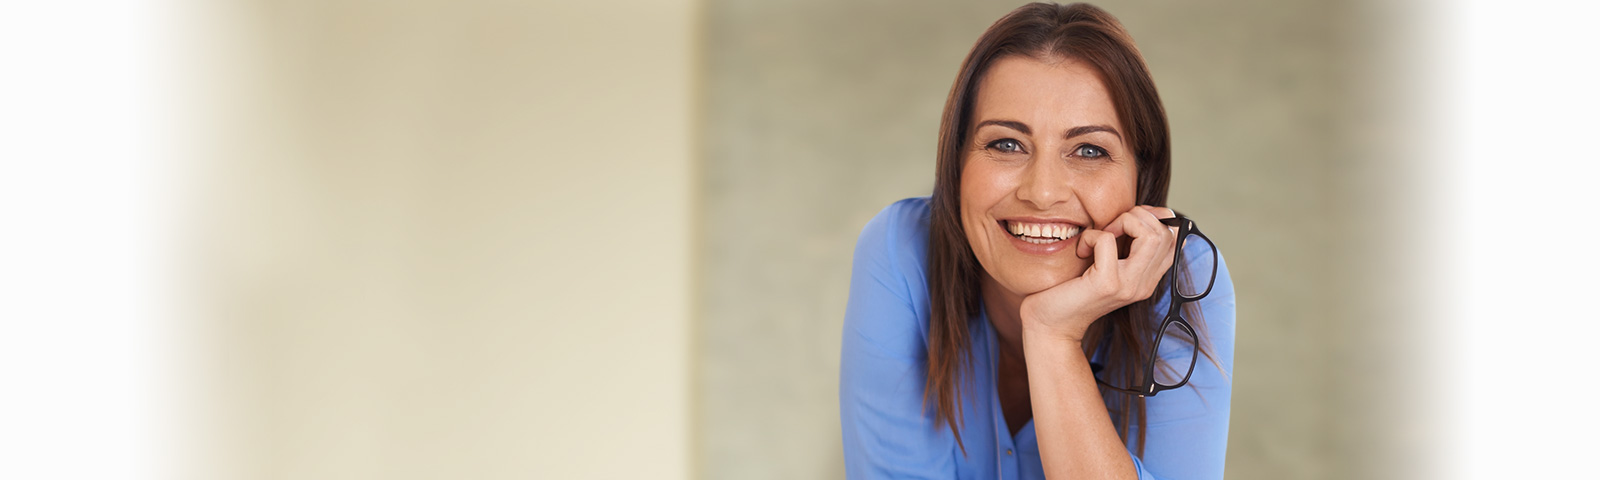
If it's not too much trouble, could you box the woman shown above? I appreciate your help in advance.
[839,3,1235,479]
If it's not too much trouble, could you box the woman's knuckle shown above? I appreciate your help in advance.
[1099,277,1121,296]
[1129,288,1149,303]
[1119,286,1139,303]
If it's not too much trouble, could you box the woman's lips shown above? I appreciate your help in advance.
[999,219,1082,255]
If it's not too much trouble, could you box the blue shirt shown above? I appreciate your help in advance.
[840,197,1236,479]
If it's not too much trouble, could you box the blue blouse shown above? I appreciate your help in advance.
[839,197,1236,480]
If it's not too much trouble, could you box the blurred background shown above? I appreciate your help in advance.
[5,0,1597,479]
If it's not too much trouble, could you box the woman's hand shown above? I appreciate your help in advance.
[1019,205,1179,343]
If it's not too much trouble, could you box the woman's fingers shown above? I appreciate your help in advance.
[1077,229,1122,289]
[1113,206,1177,232]
[1140,206,1179,235]
[1084,205,1179,299]
[1103,206,1170,238]
[1141,205,1177,219]
[1133,206,1179,292]
[1076,228,1099,259]
[1111,209,1170,268]
[1084,206,1171,261]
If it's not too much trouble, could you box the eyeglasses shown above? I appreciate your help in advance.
[1089,215,1217,397]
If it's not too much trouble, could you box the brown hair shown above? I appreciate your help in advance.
[925,2,1213,456]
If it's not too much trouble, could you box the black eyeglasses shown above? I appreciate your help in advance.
[1089,215,1217,397]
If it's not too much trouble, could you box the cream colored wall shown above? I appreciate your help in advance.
[198,1,696,479]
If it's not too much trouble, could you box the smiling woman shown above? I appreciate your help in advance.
[839,3,1235,479]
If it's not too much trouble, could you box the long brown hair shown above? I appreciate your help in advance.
[925,2,1213,456]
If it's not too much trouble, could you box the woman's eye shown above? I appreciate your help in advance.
[986,139,1024,153]
[1074,144,1108,159]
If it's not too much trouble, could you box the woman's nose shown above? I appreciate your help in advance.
[1015,156,1072,209]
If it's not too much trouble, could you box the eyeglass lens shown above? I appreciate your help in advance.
[1152,319,1198,388]
[1173,230,1217,299]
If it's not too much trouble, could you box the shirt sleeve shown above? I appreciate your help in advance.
[1128,238,1238,480]
[839,200,960,479]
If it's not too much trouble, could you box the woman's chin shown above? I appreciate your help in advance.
[997,271,1076,296]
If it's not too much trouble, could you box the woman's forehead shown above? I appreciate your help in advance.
[970,55,1122,132]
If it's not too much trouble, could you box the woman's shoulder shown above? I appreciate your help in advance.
[853,196,934,279]
[846,197,936,351]
[858,196,932,246]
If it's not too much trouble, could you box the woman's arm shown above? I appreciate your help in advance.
[1022,206,1236,480]
[839,199,958,479]
[1017,205,1180,479]
[1021,329,1139,478]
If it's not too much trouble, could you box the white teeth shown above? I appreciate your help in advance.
[1005,220,1081,241]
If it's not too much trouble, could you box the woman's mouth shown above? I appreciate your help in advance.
[1003,220,1082,245]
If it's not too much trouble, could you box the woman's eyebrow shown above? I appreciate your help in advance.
[974,120,1120,141]
[974,119,1030,134]
[1063,124,1121,140]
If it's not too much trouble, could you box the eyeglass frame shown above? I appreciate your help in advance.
[1088,215,1217,397]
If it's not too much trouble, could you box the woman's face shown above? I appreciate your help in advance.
[960,55,1138,296]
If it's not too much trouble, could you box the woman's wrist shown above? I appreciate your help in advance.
[1018,321,1095,388]
[1019,305,1095,345]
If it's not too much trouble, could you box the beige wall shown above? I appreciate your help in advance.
[198,1,696,479]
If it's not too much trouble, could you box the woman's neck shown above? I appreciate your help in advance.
[980,273,1028,363]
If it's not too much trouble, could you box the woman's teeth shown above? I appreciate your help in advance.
[1006,220,1081,244]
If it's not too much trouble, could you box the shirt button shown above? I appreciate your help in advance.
[1006,449,1013,456]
